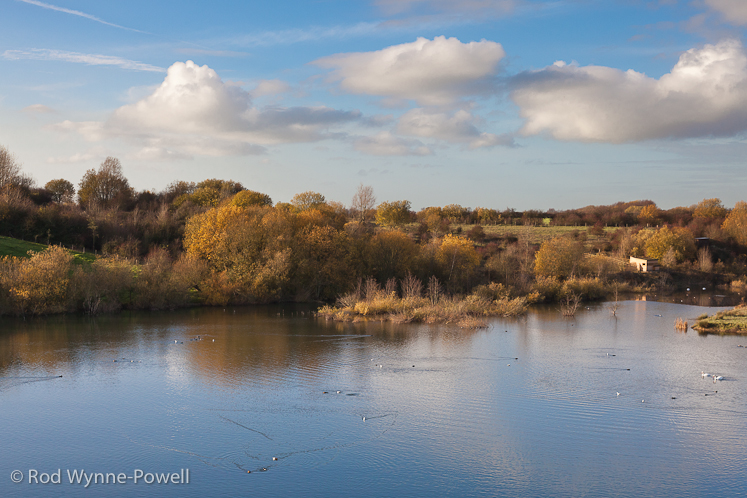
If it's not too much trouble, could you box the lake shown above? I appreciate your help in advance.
[1,300,745,497]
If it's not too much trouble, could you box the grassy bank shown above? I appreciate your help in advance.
[693,305,747,334]
[0,236,95,265]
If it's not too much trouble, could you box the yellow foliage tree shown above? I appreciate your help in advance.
[1,246,73,315]
[437,234,480,292]
[638,204,660,226]
[644,226,695,262]
[183,205,246,265]
[230,190,272,208]
[376,200,411,227]
[534,236,584,279]
[693,198,726,219]
[722,201,747,246]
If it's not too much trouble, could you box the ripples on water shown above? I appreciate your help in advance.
[1,301,746,497]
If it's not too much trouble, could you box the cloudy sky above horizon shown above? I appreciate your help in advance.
[2,0,747,210]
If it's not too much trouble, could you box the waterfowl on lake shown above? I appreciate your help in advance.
[702,371,712,378]
[714,375,724,381]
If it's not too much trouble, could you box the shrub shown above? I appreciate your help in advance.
[0,246,73,315]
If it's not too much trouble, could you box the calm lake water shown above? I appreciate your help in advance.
[1,300,746,497]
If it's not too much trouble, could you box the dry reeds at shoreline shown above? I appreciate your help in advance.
[317,277,528,329]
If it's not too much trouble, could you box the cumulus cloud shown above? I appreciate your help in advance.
[353,131,432,156]
[2,49,164,72]
[511,39,747,143]
[705,0,747,25]
[314,36,505,106]
[397,108,515,148]
[53,61,361,158]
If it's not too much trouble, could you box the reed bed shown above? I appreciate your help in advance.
[317,277,527,328]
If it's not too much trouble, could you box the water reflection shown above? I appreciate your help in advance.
[1,302,746,498]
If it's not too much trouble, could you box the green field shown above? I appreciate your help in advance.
[466,225,619,244]
[0,236,96,264]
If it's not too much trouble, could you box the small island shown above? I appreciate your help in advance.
[694,305,747,334]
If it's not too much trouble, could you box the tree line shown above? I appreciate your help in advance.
[0,145,746,316]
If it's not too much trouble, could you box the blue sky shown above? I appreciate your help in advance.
[2,0,747,210]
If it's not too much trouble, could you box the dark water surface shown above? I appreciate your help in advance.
[1,301,745,497]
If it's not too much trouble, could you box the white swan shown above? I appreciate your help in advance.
[713,375,724,382]
[701,371,712,378]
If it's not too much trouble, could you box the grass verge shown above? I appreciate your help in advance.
[0,236,95,265]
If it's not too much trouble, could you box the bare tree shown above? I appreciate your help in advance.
[0,145,22,190]
[351,184,376,223]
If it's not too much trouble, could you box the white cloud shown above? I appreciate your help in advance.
[2,49,164,72]
[314,36,505,106]
[397,108,515,148]
[251,79,291,98]
[353,131,432,156]
[511,39,747,143]
[53,61,360,158]
[17,0,143,32]
[22,104,56,113]
[705,0,747,25]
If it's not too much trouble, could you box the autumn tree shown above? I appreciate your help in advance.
[442,204,469,223]
[417,206,445,231]
[78,157,134,209]
[436,234,480,292]
[365,230,419,283]
[351,184,376,223]
[693,198,726,219]
[291,191,326,211]
[294,225,354,300]
[534,236,584,279]
[0,246,74,315]
[475,207,501,225]
[376,200,411,227]
[45,179,75,203]
[644,226,696,262]
[183,204,294,302]
[722,201,747,246]
[230,190,273,208]
[638,204,660,226]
